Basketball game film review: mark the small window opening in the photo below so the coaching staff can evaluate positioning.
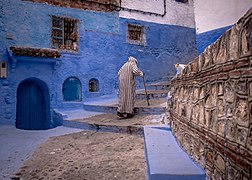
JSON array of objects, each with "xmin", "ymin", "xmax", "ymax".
[
  {"xmin": 51, "ymin": 16, "xmax": 79, "ymax": 51},
  {"xmin": 89, "ymin": 78, "xmax": 99, "ymax": 92},
  {"xmin": 0, "ymin": 62, "xmax": 7, "ymax": 78},
  {"xmin": 127, "ymin": 24, "xmax": 145, "ymax": 45},
  {"xmin": 175, "ymin": 0, "xmax": 188, "ymax": 3}
]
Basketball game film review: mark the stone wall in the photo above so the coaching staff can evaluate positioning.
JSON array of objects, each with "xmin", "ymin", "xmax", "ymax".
[{"xmin": 169, "ymin": 8, "xmax": 252, "ymax": 179}]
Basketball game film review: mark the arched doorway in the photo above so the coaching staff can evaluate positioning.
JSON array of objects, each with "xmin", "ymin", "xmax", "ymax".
[{"xmin": 16, "ymin": 78, "xmax": 50, "ymax": 130}]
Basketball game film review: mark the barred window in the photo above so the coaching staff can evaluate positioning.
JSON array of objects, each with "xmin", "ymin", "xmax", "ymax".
[
  {"xmin": 127, "ymin": 24, "xmax": 146, "ymax": 45},
  {"xmin": 51, "ymin": 16, "xmax": 79, "ymax": 51},
  {"xmin": 89, "ymin": 78, "xmax": 99, "ymax": 92}
]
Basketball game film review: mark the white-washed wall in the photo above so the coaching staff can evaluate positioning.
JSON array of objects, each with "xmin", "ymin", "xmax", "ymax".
[{"xmin": 119, "ymin": 0, "xmax": 195, "ymax": 28}]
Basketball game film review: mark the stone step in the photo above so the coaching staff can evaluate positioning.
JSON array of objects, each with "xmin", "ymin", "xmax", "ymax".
[
  {"xmin": 136, "ymin": 89, "xmax": 169, "ymax": 99},
  {"xmin": 144, "ymin": 126, "xmax": 206, "ymax": 180},
  {"xmin": 63, "ymin": 120, "xmax": 144, "ymax": 136},
  {"xmin": 146, "ymin": 81, "xmax": 171, "ymax": 90},
  {"xmin": 83, "ymin": 104, "xmax": 166, "ymax": 115}
]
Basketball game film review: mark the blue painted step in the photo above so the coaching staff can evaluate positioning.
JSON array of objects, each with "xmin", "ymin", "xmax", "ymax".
[{"xmin": 144, "ymin": 126, "xmax": 205, "ymax": 180}]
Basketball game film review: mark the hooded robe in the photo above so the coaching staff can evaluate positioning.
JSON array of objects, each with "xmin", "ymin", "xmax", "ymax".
[{"xmin": 117, "ymin": 57, "xmax": 143, "ymax": 114}]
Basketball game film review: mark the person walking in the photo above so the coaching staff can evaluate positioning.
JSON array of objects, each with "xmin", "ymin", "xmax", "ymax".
[{"xmin": 117, "ymin": 56, "xmax": 144, "ymax": 118}]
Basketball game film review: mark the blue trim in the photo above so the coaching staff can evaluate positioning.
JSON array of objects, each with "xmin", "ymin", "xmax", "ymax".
[{"xmin": 196, "ymin": 25, "xmax": 233, "ymax": 55}]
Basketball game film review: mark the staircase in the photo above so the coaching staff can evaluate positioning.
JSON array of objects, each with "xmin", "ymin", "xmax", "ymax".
[
  {"xmin": 82, "ymin": 80, "xmax": 171, "ymax": 115},
  {"xmin": 136, "ymin": 81, "xmax": 170, "ymax": 100}
]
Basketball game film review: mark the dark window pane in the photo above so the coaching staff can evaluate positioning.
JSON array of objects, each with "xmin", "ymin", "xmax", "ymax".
[
  {"xmin": 52, "ymin": 29, "xmax": 63, "ymax": 37},
  {"xmin": 175, "ymin": 0, "xmax": 188, "ymax": 3}
]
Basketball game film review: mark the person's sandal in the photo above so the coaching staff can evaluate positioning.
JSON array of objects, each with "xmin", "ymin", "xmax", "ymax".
[
  {"xmin": 126, "ymin": 113, "xmax": 134, "ymax": 118},
  {"xmin": 117, "ymin": 111, "xmax": 125, "ymax": 118}
]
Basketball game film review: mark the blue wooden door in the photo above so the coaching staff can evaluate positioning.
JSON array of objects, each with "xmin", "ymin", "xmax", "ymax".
[{"xmin": 16, "ymin": 80, "xmax": 47, "ymax": 130}]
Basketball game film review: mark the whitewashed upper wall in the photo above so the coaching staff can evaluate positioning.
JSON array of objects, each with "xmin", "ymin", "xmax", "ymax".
[
  {"xmin": 194, "ymin": 0, "xmax": 252, "ymax": 34},
  {"xmin": 119, "ymin": 0, "xmax": 195, "ymax": 28}
]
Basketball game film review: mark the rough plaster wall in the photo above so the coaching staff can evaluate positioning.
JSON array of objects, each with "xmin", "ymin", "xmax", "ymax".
[
  {"xmin": 120, "ymin": 0, "xmax": 195, "ymax": 28},
  {"xmin": 194, "ymin": 0, "xmax": 252, "ymax": 34},
  {"xmin": 169, "ymin": 8, "xmax": 252, "ymax": 179}
]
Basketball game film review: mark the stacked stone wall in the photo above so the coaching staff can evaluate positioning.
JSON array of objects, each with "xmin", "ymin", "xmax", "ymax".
[{"xmin": 170, "ymin": 8, "xmax": 252, "ymax": 179}]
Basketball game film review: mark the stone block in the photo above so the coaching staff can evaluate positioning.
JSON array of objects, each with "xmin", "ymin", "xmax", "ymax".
[
  {"xmin": 204, "ymin": 109, "xmax": 216, "ymax": 129},
  {"xmin": 246, "ymin": 126, "xmax": 252, "ymax": 151},
  {"xmin": 227, "ymin": 160, "xmax": 241, "ymax": 180},
  {"xmin": 217, "ymin": 98, "xmax": 225, "ymax": 117},
  {"xmin": 228, "ymin": 26, "xmax": 239, "ymax": 60},
  {"xmin": 198, "ymin": 102, "xmax": 205, "ymax": 126},
  {"xmin": 212, "ymin": 35, "xmax": 228, "ymax": 65},
  {"xmin": 144, "ymin": 126, "xmax": 205, "ymax": 180},
  {"xmin": 236, "ymin": 79, "xmax": 247, "ymax": 95},
  {"xmin": 229, "ymin": 70, "xmax": 241, "ymax": 79},
  {"xmin": 205, "ymin": 148, "xmax": 214, "ymax": 167},
  {"xmin": 240, "ymin": 15, "xmax": 252, "ymax": 57},
  {"xmin": 215, "ymin": 153, "xmax": 226, "ymax": 174},
  {"xmin": 202, "ymin": 46, "xmax": 213, "ymax": 69},
  {"xmin": 199, "ymin": 86, "xmax": 205, "ymax": 100},
  {"xmin": 191, "ymin": 58, "xmax": 199, "ymax": 73},
  {"xmin": 218, "ymin": 82, "xmax": 224, "ymax": 95},
  {"xmin": 216, "ymin": 118, "xmax": 225, "ymax": 137},
  {"xmin": 236, "ymin": 126, "xmax": 248, "ymax": 146},
  {"xmin": 234, "ymin": 97, "xmax": 249, "ymax": 127},
  {"xmin": 193, "ymin": 86, "xmax": 200, "ymax": 102},
  {"xmin": 222, "ymin": 62, "xmax": 234, "ymax": 72},
  {"xmin": 213, "ymin": 169, "xmax": 225, "ymax": 180},
  {"xmin": 198, "ymin": 53, "xmax": 204, "ymax": 71},
  {"xmin": 226, "ymin": 102, "xmax": 234, "ymax": 117},
  {"xmin": 224, "ymin": 81, "xmax": 235, "ymax": 103},
  {"xmin": 226, "ymin": 118, "xmax": 236, "ymax": 141}
]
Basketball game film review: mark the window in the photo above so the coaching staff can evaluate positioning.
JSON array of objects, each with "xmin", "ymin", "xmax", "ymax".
[
  {"xmin": 175, "ymin": 0, "xmax": 188, "ymax": 3},
  {"xmin": 51, "ymin": 16, "xmax": 79, "ymax": 51},
  {"xmin": 63, "ymin": 77, "xmax": 82, "ymax": 101},
  {"xmin": 0, "ymin": 62, "xmax": 7, "ymax": 78},
  {"xmin": 127, "ymin": 24, "xmax": 146, "ymax": 45},
  {"xmin": 89, "ymin": 78, "xmax": 99, "ymax": 92}
]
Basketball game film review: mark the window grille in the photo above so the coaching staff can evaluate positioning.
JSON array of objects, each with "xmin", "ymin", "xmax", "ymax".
[
  {"xmin": 51, "ymin": 16, "xmax": 79, "ymax": 51},
  {"xmin": 63, "ymin": 77, "xmax": 82, "ymax": 101},
  {"xmin": 127, "ymin": 24, "xmax": 145, "ymax": 45},
  {"xmin": 89, "ymin": 78, "xmax": 99, "ymax": 92}
]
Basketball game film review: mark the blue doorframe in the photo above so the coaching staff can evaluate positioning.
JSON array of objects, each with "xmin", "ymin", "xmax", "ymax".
[{"xmin": 16, "ymin": 78, "xmax": 51, "ymax": 130}]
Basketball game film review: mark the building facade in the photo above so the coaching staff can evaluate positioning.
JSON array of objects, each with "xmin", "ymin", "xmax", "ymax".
[{"xmin": 0, "ymin": 0, "xmax": 196, "ymax": 129}]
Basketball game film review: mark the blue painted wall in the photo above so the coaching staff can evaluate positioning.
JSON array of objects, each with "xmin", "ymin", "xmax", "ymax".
[
  {"xmin": 0, "ymin": 0, "xmax": 197, "ymax": 126},
  {"xmin": 196, "ymin": 25, "xmax": 233, "ymax": 55}
]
